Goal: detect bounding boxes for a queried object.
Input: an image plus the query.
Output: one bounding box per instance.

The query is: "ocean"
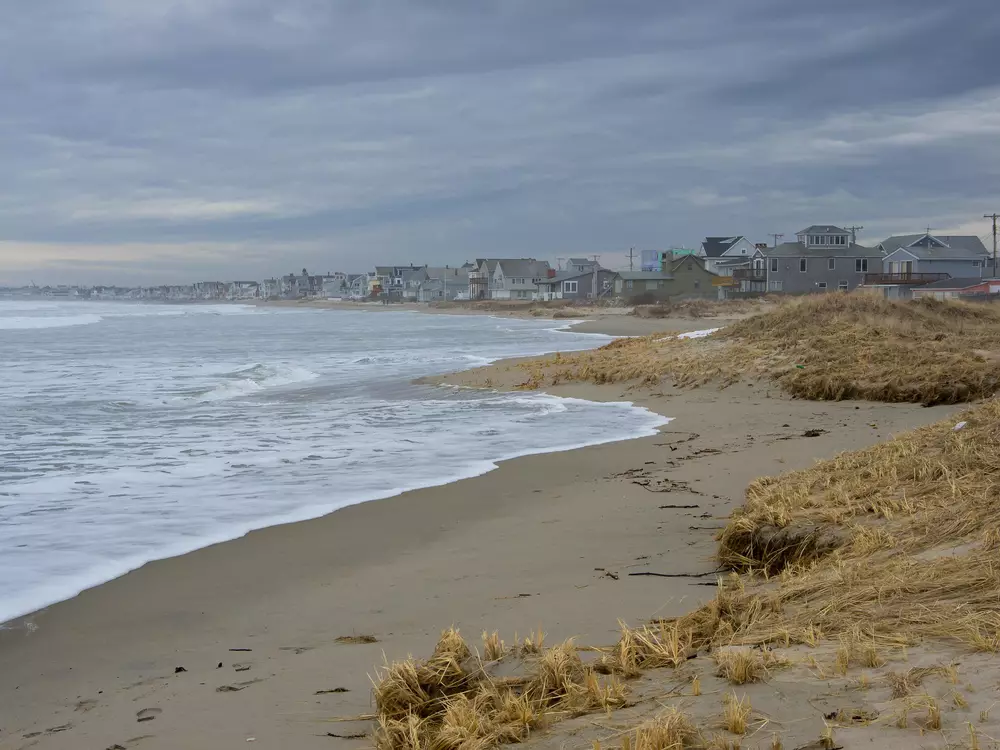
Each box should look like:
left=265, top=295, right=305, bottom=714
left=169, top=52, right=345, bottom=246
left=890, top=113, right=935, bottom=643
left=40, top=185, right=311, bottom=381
left=0, top=301, right=668, bottom=624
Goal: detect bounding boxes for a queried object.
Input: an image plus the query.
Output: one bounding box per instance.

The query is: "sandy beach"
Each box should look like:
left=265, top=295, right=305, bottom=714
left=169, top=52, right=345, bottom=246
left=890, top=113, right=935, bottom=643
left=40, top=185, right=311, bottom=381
left=0, top=314, right=962, bottom=750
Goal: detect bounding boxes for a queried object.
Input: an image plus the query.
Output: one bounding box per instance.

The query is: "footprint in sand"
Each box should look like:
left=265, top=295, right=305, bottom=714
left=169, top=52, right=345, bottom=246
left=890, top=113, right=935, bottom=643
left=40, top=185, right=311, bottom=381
left=136, top=707, right=162, bottom=723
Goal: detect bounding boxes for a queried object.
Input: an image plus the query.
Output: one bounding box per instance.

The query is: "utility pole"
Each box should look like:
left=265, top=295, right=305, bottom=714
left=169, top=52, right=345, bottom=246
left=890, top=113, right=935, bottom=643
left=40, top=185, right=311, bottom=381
left=769, top=233, right=783, bottom=248
left=847, top=225, right=864, bottom=245
left=627, top=247, right=636, bottom=271
left=986, top=214, right=999, bottom=278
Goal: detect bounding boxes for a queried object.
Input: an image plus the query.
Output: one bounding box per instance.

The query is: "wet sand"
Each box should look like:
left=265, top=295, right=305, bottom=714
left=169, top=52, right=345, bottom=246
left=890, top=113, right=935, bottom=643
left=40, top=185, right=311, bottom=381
left=0, top=319, right=960, bottom=750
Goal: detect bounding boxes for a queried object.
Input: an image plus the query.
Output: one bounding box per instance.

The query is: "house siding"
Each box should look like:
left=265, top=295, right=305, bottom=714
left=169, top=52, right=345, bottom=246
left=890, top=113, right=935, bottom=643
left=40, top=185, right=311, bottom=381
left=881, top=251, right=988, bottom=279
left=768, top=254, right=880, bottom=294
left=668, top=258, right=717, bottom=299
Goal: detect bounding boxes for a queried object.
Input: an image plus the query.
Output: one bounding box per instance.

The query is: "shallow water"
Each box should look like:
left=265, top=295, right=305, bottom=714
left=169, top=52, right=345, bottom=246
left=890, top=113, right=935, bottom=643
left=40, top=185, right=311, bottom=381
left=0, top=301, right=667, bottom=623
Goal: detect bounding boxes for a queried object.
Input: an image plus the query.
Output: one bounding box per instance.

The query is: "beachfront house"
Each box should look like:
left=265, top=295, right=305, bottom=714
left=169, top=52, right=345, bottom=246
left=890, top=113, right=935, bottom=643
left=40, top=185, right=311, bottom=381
left=227, top=281, right=260, bottom=300
left=418, top=266, right=471, bottom=302
left=537, top=266, right=617, bottom=301
left=613, top=271, right=674, bottom=302
left=762, top=226, right=882, bottom=294
left=697, top=236, right=757, bottom=274
left=260, top=278, right=281, bottom=299
left=665, top=254, right=718, bottom=299
left=472, top=258, right=552, bottom=301
left=860, top=233, right=994, bottom=299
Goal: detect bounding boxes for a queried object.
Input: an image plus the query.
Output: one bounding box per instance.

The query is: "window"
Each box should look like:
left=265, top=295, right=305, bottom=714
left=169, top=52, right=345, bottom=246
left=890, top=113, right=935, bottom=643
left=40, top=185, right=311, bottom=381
left=828, top=258, right=836, bottom=270
left=973, top=260, right=982, bottom=268
left=817, top=282, right=828, bottom=290
left=799, top=258, right=807, bottom=273
left=770, top=258, right=779, bottom=272
left=838, top=281, right=849, bottom=291
left=768, top=280, right=783, bottom=291
left=855, top=258, right=868, bottom=273
left=563, top=281, right=578, bottom=294
left=694, top=280, right=701, bottom=289
left=625, top=280, right=633, bottom=290
left=741, top=247, right=747, bottom=254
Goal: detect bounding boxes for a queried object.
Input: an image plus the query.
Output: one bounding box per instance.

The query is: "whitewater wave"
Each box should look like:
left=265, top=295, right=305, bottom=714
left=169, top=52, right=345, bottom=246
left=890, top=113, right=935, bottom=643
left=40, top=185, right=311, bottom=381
left=191, top=363, right=320, bottom=402
left=0, top=314, right=104, bottom=330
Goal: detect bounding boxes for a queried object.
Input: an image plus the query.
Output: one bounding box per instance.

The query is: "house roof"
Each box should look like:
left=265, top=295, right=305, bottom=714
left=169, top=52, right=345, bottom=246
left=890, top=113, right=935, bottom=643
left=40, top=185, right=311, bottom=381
left=700, top=236, right=746, bottom=257
left=796, top=225, right=850, bottom=235
left=766, top=242, right=878, bottom=258
left=616, top=271, right=674, bottom=281
left=879, top=234, right=988, bottom=260
left=424, top=266, right=470, bottom=280
left=495, top=259, right=552, bottom=278
left=669, top=255, right=712, bottom=273
left=714, top=257, right=754, bottom=268
left=567, top=257, right=596, bottom=265
left=915, top=277, right=990, bottom=290
left=539, top=269, right=614, bottom=286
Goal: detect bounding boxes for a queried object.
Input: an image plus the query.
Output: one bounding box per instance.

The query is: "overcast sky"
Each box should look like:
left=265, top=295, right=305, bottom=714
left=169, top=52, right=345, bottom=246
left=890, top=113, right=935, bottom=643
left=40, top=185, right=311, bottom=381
left=2, top=1, right=999, bottom=285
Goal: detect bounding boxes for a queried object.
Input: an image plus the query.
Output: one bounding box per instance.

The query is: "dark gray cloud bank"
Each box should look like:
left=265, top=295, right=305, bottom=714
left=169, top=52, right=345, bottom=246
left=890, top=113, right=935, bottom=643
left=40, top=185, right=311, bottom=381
left=1, top=0, right=999, bottom=284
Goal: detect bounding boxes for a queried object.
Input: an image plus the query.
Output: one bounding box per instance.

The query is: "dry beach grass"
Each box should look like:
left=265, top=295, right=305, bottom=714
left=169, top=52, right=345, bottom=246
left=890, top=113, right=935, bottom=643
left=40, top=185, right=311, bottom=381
left=367, top=292, right=1000, bottom=748
left=522, top=295, right=1000, bottom=404
left=368, top=396, right=1000, bottom=748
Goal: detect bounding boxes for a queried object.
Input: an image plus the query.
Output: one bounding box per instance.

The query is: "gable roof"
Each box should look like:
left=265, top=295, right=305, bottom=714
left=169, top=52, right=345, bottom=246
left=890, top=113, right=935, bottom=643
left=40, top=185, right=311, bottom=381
left=495, top=259, right=552, bottom=278
left=797, top=225, right=849, bottom=235
left=879, top=234, right=988, bottom=260
left=700, top=236, right=746, bottom=257
left=567, top=257, right=596, bottom=266
left=617, top=271, right=674, bottom=281
left=668, top=254, right=710, bottom=271
left=766, top=242, right=877, bottom=258
left=424, top=266, right=470, bottom=280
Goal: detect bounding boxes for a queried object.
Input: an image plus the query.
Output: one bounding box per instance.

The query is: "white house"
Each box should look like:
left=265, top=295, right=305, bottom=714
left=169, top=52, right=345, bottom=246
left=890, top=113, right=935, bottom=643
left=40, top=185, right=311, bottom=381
left=697, top=236, right=758, bottom=274
left=489, top=259, right=553, bottom=300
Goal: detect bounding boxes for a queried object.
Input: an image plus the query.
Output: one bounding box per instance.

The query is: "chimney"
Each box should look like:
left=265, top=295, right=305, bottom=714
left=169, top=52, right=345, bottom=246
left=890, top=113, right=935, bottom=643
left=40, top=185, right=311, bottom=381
left=547, top=268, right=556, bottom=278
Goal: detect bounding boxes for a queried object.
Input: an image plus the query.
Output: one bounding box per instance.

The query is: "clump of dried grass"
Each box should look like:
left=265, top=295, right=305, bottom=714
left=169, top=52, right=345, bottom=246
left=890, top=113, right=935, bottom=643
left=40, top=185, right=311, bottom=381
left=522, top=295, right=1000, bottom=404
left=713, top=647, right=786, bottom=684
left=722, top=692, right=751, bottom=735
left=611, top=620, right=694, bottom=676
left=628, top=707, right=702, bottom=749
left=370, top=629, right=627, bottom=750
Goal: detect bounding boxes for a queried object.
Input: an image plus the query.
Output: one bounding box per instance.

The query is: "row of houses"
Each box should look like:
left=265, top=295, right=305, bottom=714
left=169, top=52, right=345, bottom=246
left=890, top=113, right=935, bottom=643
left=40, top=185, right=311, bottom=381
left=21, top=224, right=991, bottom=305
left=703, top=226, right=995, bottom=299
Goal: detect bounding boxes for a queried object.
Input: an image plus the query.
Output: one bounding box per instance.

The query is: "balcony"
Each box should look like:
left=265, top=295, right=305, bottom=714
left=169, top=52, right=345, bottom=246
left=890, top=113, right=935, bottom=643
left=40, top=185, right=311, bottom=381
left=733, top=269, right=767, bottom=282
left=862, top=272, right=950, bottom=286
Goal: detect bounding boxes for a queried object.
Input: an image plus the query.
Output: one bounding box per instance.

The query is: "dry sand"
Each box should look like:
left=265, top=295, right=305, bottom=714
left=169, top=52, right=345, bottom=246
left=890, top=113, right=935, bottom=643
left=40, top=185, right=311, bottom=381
left=0, top=317, right=966, bottom=750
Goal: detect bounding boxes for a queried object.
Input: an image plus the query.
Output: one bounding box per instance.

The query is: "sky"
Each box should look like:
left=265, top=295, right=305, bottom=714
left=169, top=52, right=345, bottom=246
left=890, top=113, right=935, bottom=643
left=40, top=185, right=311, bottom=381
left=1, top=1, right=999, bottom=286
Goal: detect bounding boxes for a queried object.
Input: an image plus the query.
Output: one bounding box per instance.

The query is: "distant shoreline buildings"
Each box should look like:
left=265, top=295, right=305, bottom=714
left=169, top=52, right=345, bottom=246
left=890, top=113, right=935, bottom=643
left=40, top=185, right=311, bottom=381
left=3, top=224, right=996, bottom=304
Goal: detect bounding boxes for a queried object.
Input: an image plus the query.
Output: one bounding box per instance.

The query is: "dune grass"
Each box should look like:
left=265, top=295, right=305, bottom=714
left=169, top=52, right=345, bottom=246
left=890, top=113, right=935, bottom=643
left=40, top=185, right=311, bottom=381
left=367, top=392, right=1000, bottom=748
left=371, top=630, right=627, bottom=750
left=526, top=295, right=1000, bottom=404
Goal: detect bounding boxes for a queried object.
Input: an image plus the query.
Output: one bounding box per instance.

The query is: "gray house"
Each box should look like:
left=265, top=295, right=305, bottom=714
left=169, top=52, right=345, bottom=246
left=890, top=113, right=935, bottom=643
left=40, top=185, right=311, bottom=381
left=538, top=267, right=617, bottom=301
left=877, top=234, right=992, bottom=279
left=764, top=225, right=882, bottom=294
left=489, top=259, right=553, bottom=300
left=613, top=271, right=674, bottom=302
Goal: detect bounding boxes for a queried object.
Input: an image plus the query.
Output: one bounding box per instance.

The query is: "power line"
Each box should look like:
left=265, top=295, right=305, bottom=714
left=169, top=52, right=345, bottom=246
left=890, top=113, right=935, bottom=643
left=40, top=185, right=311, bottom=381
left=985, top=213, right=999, bottom=278
left=769, top=233, right=783, bottom=248
left=847, top=225, right=864, bottom=245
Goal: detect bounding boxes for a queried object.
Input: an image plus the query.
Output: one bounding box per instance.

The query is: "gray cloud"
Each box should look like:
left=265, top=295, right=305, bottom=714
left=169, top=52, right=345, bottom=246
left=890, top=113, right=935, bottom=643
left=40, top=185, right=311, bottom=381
left=1, top=0, right=998, bottom=285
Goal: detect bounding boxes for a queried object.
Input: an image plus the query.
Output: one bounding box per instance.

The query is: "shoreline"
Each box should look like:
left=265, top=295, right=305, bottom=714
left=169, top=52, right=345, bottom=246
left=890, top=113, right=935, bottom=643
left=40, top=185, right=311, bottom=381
left=0, top=313, right=670, bottom=627
left=0, top=320, right=960, bottom=748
